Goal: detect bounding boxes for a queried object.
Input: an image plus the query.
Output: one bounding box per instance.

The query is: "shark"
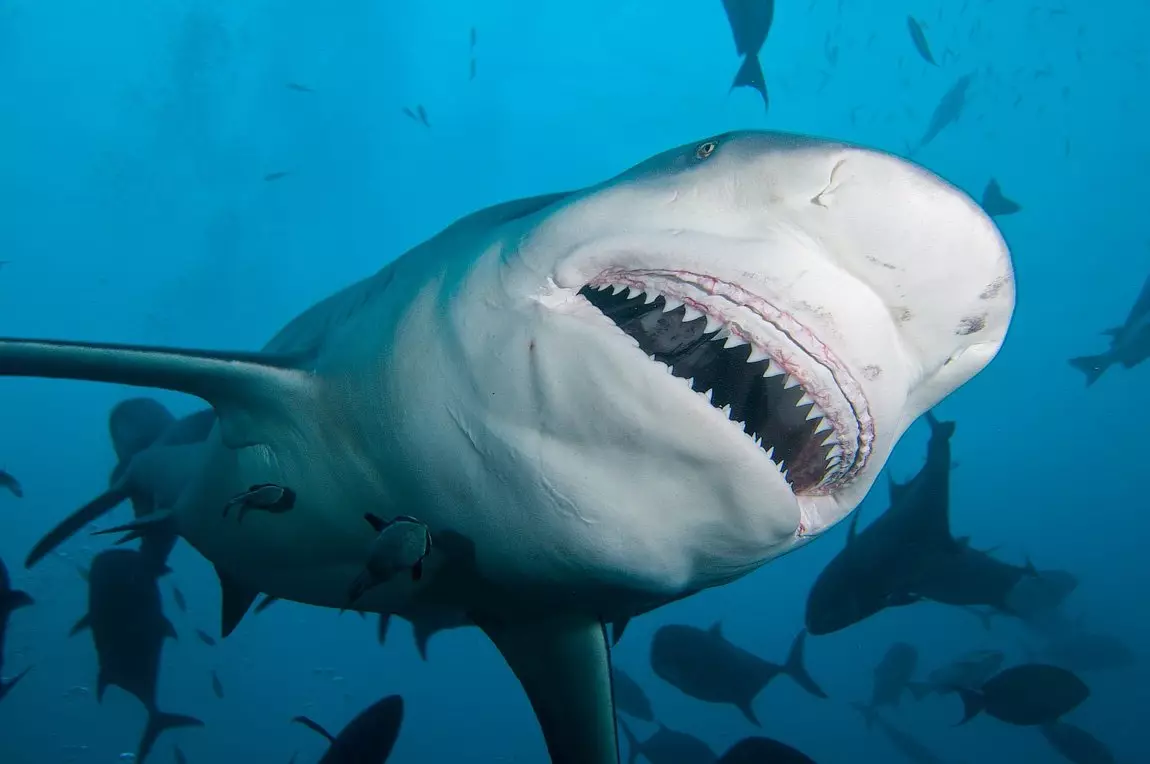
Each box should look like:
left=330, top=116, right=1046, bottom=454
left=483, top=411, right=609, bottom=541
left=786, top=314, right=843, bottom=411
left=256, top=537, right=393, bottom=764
left=0, top=130, right=1015, bottom=763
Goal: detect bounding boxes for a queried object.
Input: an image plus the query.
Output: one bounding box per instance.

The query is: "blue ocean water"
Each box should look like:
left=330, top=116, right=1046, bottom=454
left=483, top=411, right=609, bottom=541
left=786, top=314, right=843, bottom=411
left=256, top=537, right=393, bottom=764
left=1, top=0, right=1146, bottom=762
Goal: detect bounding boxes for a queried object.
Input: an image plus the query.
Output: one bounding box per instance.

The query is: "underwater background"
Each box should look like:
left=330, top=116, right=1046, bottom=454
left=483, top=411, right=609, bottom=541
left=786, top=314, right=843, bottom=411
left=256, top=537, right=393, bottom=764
left=1, top=0, right=1147, bottom=762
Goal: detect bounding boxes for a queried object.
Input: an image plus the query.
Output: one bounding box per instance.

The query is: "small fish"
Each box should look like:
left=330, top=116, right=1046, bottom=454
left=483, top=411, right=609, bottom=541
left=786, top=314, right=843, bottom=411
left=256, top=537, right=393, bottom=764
left=171, top=586, right=187, bottom=613
left=286, top=82, right=314, bottom=93
left=0, top=470, right=23, bottom=498
left=223, top=483, right=296, bottom=523
left=469, top=26, right=477, bottom=49
left=263, top=171, right=291, bottom=182
left=194, top=629, right=217, bottom=647
left=416, top=105, right=430, bottom=128
left=981, top=179, right=1021, bottom=217
left=210, top=670, right=224, bottom=699
left=955, top=663, right=1089, bottom=726
left=907, top=16, right=937, bottom=65
left=402, top=107, right=420, bottom=123
left=346, top=514, right=432, bottom=607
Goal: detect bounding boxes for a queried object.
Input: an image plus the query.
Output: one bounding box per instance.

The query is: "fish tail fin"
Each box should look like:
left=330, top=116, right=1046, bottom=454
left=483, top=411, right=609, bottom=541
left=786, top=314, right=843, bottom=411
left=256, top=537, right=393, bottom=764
left=0, top=666, right=32, bottom=702
left=782, top=629, right=827, bottom=699
left=138, top=710, right=204, bottom=764
left=618, top=718, right=640, bottom=764
left=923, top=409, right=957, bottom=439
left=953, top=688, right=985, bottom=725
left=0, top=588, right=33, bottom=615
left=1068, top=353, right=1111, bottom=387
left=850, top=701, right=878, bottom=730
left=731, top=53, right=768, bottom=111
left=906, top=681, right=933, bottom=701
left=0, top=337, right=313, bottom=449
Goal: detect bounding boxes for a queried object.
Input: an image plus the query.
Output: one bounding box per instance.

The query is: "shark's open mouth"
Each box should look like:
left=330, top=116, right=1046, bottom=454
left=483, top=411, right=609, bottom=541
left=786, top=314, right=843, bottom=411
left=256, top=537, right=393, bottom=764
left=578, top=270, right=873, bottom=496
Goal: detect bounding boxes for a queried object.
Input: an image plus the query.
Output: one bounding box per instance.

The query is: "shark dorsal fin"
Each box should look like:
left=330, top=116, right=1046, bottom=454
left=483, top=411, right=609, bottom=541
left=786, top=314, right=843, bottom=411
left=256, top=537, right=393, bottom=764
left=214, top=564, right=258, bottom=638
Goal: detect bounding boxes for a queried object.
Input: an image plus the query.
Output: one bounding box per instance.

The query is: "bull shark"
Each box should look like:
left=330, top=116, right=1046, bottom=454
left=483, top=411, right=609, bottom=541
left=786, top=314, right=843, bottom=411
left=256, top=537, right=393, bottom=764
left=0, top=130, right=1015, bottom=763
left=1069, top=272, right=1150, bottom=386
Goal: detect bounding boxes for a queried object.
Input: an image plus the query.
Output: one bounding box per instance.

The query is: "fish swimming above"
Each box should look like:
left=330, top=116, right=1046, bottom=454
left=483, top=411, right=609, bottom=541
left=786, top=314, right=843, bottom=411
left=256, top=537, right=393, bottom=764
left=1069, top=272, right=1150, bottom=386
left=913, top=73, right=976, bottom=154
left=720, top=0, right=775, bottom=110
left=0, top=130, right=1016, bottom=763
left=981, top=179, right=1021, bottom=218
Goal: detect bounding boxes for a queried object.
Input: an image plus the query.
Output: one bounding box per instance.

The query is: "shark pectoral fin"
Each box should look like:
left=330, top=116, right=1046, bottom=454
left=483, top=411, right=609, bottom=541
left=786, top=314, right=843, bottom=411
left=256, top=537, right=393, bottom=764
left=214, top=564, right=258, bottom=638
left=91, top=509, right=176, bottom=539
left=0, top=338, right=314, bottom=448
left=68, top=614, right=91, bottom=636
left=24, top=485, right=131, bottom=569
left=474, top=613, right=619, bottom=764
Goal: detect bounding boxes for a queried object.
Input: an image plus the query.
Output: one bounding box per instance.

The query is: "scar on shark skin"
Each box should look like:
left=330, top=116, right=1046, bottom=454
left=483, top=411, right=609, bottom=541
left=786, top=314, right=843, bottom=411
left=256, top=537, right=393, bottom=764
left=956, top=314, right=987, bottom=336
left=223, top=483, right=297, bottom=523
left=810, top=159, right=848, bottom=208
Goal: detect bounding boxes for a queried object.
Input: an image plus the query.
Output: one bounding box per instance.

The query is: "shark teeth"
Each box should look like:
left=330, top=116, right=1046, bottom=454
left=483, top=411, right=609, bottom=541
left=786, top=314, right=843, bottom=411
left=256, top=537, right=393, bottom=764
left=578, top=283, right=852, bottom=494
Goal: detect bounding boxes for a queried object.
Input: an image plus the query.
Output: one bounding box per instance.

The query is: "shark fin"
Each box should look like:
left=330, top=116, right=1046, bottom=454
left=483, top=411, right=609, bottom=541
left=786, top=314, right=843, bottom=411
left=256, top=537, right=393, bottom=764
left=138, top=711, right=203, bottom=764
left=25, top=485, right=130, bottom=568
left=474, top=614, right=619, bottom=764
left=0, top=338, right=313, bottom=448
left=611, top=618, right=630, bottom=646
left=0, top=589, right=32, bottom=613
left=377, top=614, right=391, bottom=645
left=69, top=614, right=92, bottom=636
left=214, top=564, right=258, bottom=638
left=292, top=715, right=337, bottom=744
left=412, top=620, right=436, bottom=661
left=1068, top=354, right=1111, bottom=387
left=91, top=509, right=176, bottom=540
left=0, top=666, right=31, bottom=702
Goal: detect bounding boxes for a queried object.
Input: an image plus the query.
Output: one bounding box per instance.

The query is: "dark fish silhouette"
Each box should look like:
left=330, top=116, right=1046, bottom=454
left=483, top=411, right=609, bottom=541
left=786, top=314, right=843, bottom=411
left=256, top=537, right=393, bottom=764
left=717, top=736, right=816, bottom=763
left=907, top=17, right=936, bottom=65
left=1069, top=272, right=1150, bottom=386
left=806, top=412, right=958, bottom=634
left=867, top=642, right=918, bottom=710
left=264, top=171, right=291, bottom=182
left=171, top=586, right=187, bottom=613
left=194, top=629, right=217, bottom=647
left=650, top=624, right=825, bottom=724
left=0, top=555, right=33, bottom=701
left=955, top=663, right=1088, bottom=726
left=612, top=666, right=655, bottom=722
left=1040, top=720, right=1115, bottom=764
left=620, top=718, right=716, bottom=764
left=292, top=694, right=403, bottom=763
left=72, top=549, right=203, bottom=763
left=210, top=670, right=224, bottom=699
left=286, top=82, right=314, bottom=93
left=981, top=179, right=1021, bottom=217
left=720, top=0, right=775, bottom=111
left=0, top=469, right=22, bottom=498
left=914, top=74, right=975, bottom=153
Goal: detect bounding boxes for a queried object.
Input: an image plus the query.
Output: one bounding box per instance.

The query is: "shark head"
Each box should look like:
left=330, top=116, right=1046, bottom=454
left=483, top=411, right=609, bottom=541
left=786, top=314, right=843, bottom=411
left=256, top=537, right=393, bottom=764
left=410, top=130, right=1014, bottom=600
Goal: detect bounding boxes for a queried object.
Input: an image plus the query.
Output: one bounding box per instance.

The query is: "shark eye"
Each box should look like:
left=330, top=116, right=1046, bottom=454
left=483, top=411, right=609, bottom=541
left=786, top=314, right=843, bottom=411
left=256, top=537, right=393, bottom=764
left=694, top=140, right=718, bottom=160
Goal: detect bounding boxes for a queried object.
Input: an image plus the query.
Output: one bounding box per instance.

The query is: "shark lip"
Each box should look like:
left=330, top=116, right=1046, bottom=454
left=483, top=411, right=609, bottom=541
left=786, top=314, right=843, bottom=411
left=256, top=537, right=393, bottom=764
left=578, top=269, right=873, bottom=496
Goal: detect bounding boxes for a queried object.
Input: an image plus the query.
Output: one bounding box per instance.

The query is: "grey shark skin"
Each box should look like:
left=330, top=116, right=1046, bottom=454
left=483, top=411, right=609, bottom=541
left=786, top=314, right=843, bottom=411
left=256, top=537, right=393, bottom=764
left=293, top=694, right=403, bottom=764
left=0, top=555, right=33, bottom=701
left=1069, top=272, right=1150, bottom=386
left=0, top=131, right=1015, bottom=763
left=72, top=548, right=202, bottom=763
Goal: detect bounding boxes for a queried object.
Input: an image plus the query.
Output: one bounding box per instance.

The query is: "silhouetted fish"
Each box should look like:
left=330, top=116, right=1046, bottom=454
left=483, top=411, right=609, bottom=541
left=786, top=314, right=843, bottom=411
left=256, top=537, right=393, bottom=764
left=914, top=74, right=975, bottom=153
left=1040, top=720, right=1115, bottom=764
left=72, top=549, right=203, bottom=762
left=907, top=17, right=936, bottom=65
left=718, top=736, right=817, bottom=763
left=195, top=629, right=217, bottom=647
left=210, top=670, right=224, bottom=699
left=981, top=179, right=1021, bottom=217
left=613, top=666, right=655, bottom=722
left=720, top=0, right=775, bottom=111
left=620, top=719, right=716, bottom=764
left=1069, top=272, right=1150, bottom=386
left=0, top=469, right=22, bottom=498
left=0, top=555, right=32, bottom=701
left=955, top=664, right=1088, bottom=726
